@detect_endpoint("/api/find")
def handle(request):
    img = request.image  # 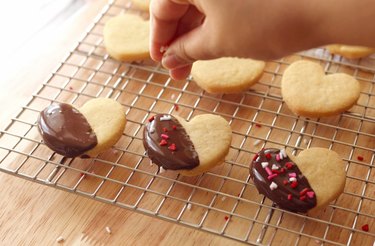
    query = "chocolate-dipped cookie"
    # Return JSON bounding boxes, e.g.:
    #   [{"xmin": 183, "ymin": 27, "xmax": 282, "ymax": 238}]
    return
[
  {"xmin": 251, "ymin": 148, "xmax": 346, "ymax": 213},
  {"xmin": 38, "ymin": 98, "xmax": 126, "ymax": 158},
  {"xmin": 143, "ymin": 114, "xmax": 232, "ymax": 176}
]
